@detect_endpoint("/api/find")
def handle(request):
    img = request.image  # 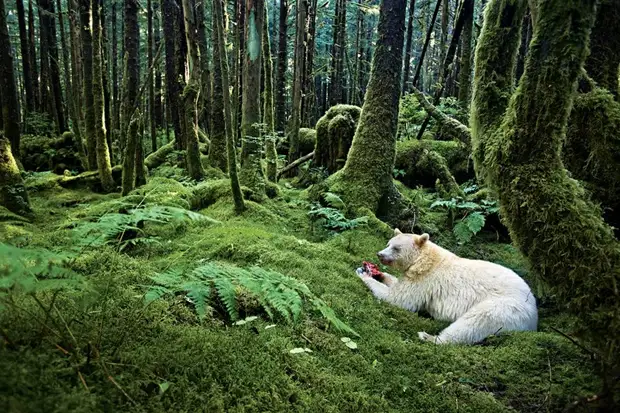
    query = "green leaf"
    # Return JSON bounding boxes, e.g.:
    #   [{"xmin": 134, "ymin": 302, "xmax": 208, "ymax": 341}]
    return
[
  {"xmin": 323, "ymin": 192, "xmax": 346, "ymax": 209},
  {"xmin": 341, "ymin": 337, "xmax": 358, "ymax": 350},
  {"xmin": 463, "ymin": 211, "xmax": 486, "ymax": 234}
]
